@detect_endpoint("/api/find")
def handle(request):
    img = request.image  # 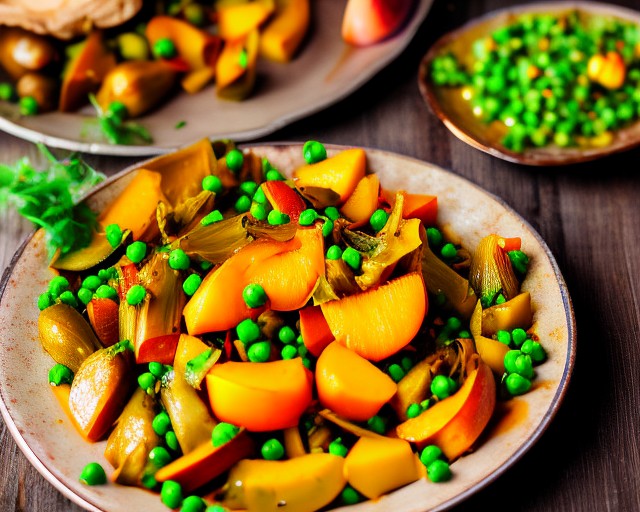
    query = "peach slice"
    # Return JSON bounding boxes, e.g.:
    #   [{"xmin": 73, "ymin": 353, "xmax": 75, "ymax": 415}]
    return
[
  {"xmin": 293, "ymin": 148, "xmax": 366, "ymax": 207},
  {"xmin": 299, "ymin": 305, "xmax": 334, "ymax": 357},
  {"xmin": 216, "ymin": 29, "xmax": 260, "ymax": 100},
  {"xmin": 471, "ymin": 300, "xmax": 508, "ymax": 375},
  {"xmin": 340, "ymin": 174, "xmax": 380, "ymax": 223},
  {"xmin": 155, "ymin": 430, "xmax": 255, "ymax": 492},
  {"xmin": 344, "ymin": 436, "xmax": 423, "ymax": 499},
  {"xmin": 396, "ymin": 359, "xmax": 496, "ymax": 460},
  {"xmin": 316, "ymin": 342, "xmax": 397, "ymax": 421},
  {"xmin": 217, "ymin": 0, "xmax": 275, "ymax": 41},
  {"xmin": 261, "ymin": 180, "xmax": 307, "ymax": 222},
  {"xmin": 245, "ymin": 225, "xmax": 325, "ymax": 311},
  {"xmin": 321, "ymin": 271, "xmax": 426, "ymax": 361},
  {"xmin": 342, "ymin": 0, "xmax": 414, "ymax": 47},
  {"xmin": 206, "ymin": 358, "xmax": 313, "ymax": 431},
  {"xmin": 87, "ymin": 298, "xmax": 119, "ymax": 347},
  {"xmin": 482, "ymin": 292, "xmax": 533, "ymax": 336},
  {"xmin": 259, "ymin": 0, "xmax": 310, "ymax": 62}
]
